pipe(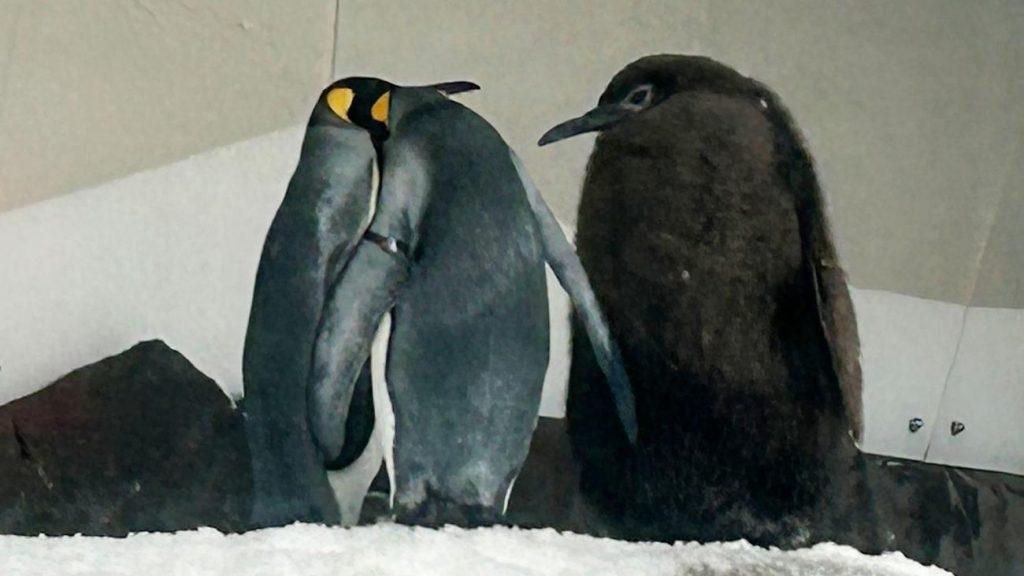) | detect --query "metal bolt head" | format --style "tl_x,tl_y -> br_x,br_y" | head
951,421 -> 966,436
908,418 -> 924,433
